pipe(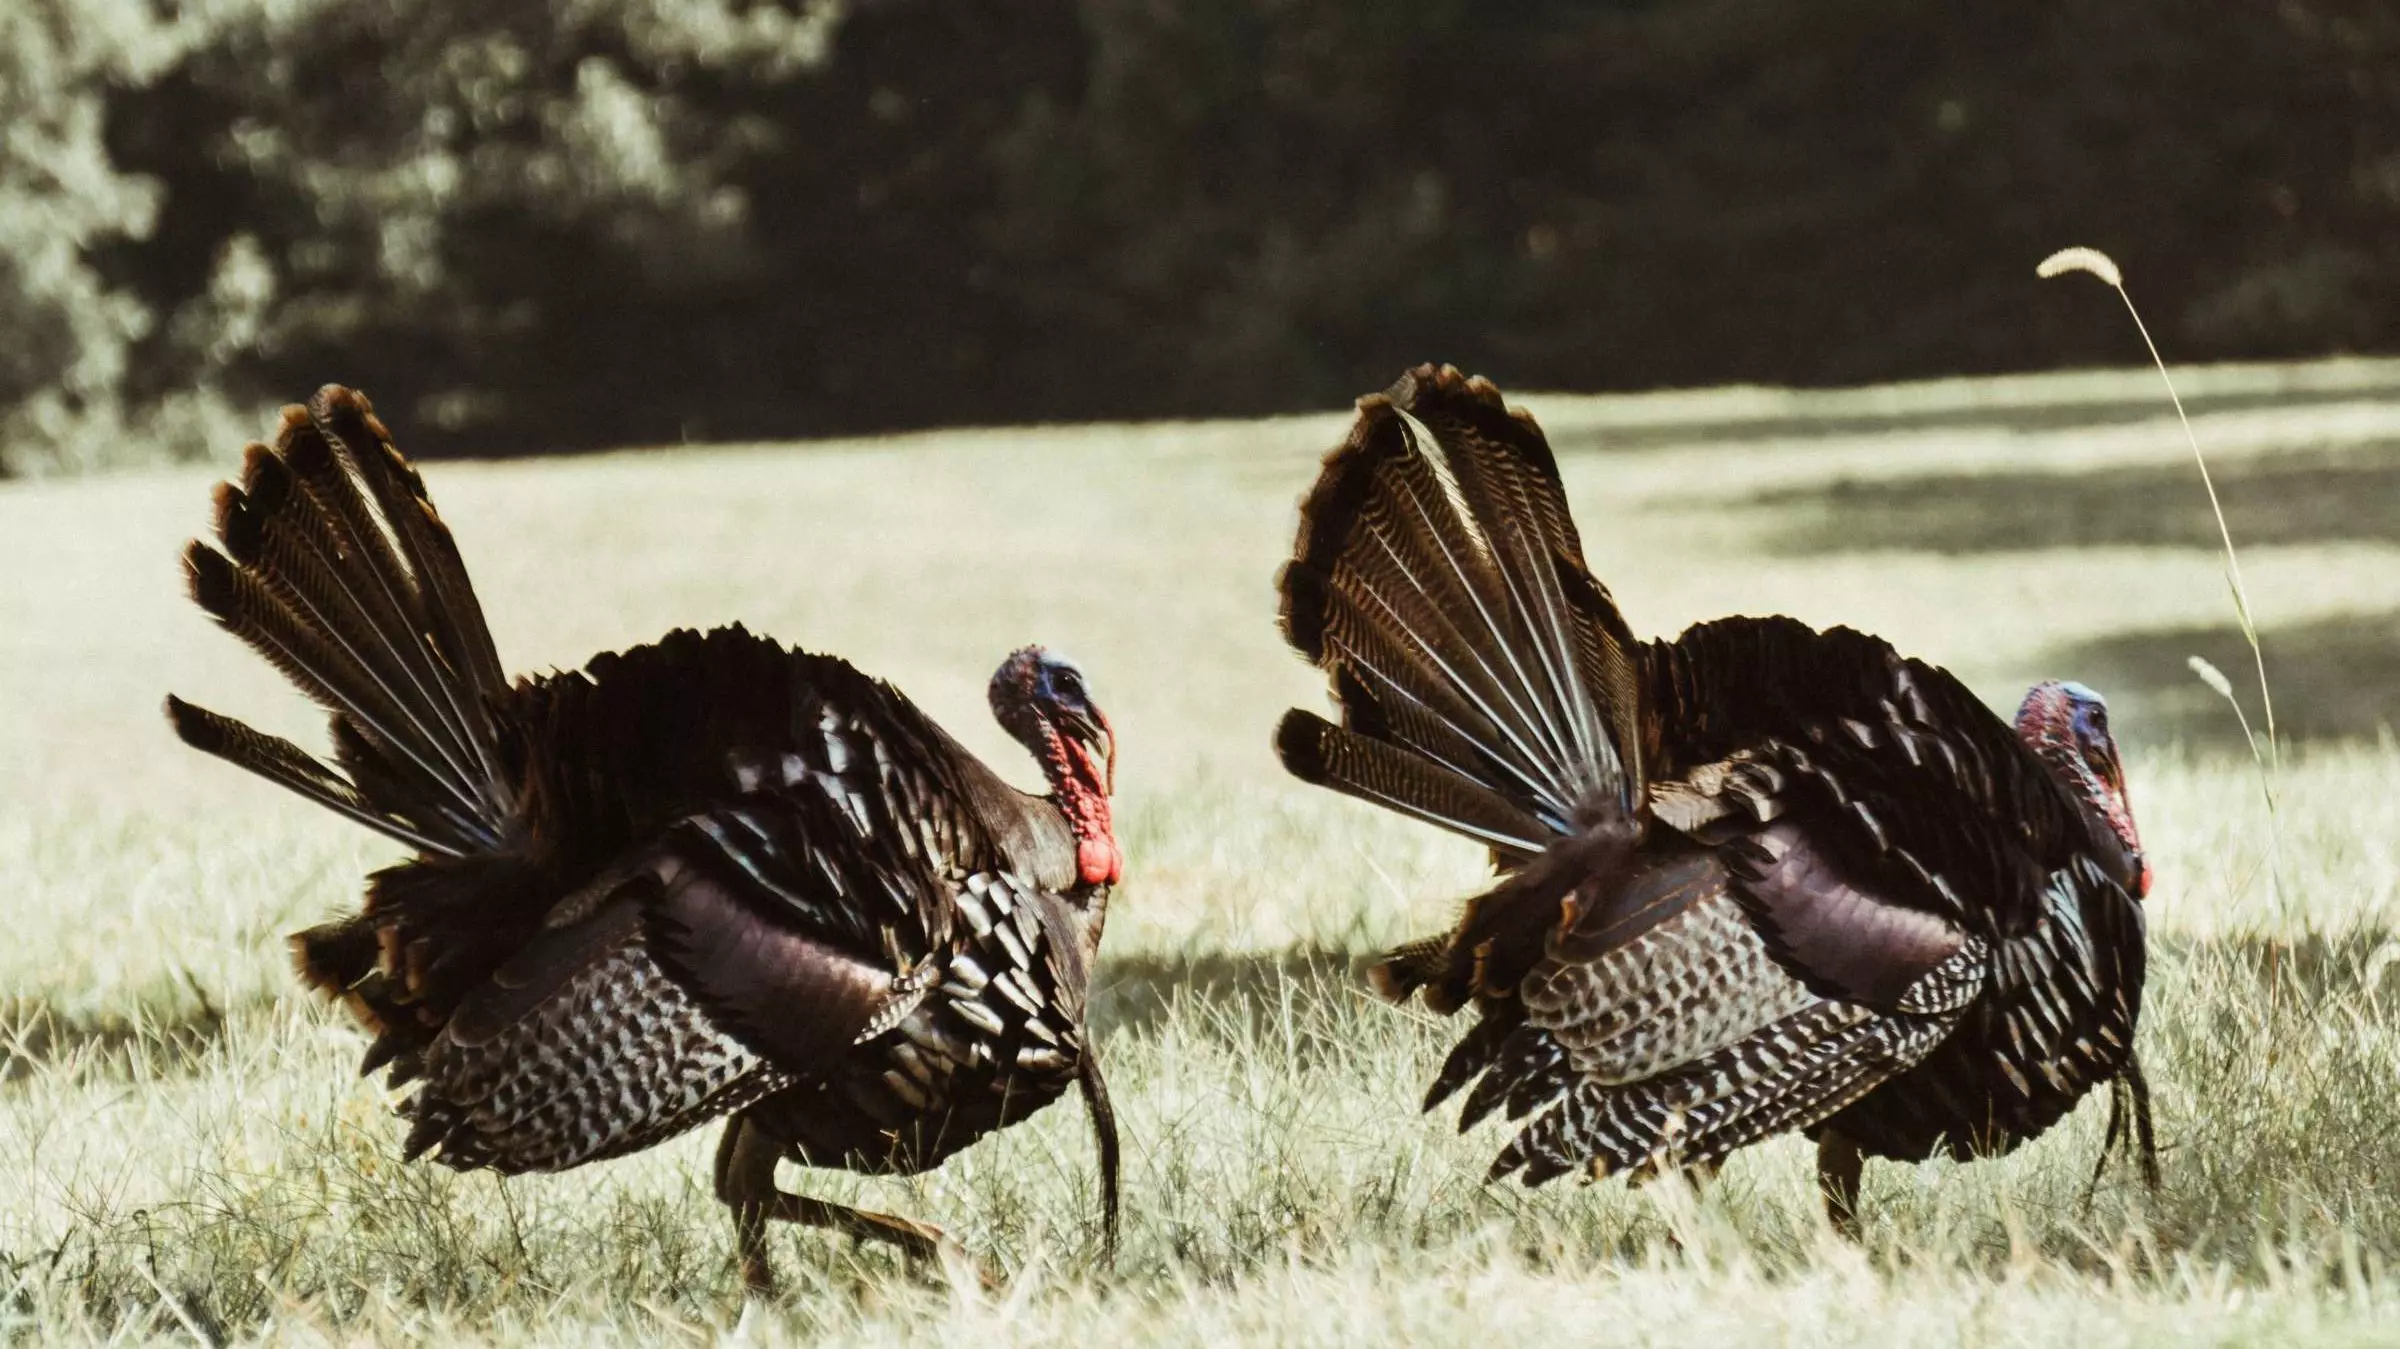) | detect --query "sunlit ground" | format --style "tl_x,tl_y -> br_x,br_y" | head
3,359 -> 2397,1344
